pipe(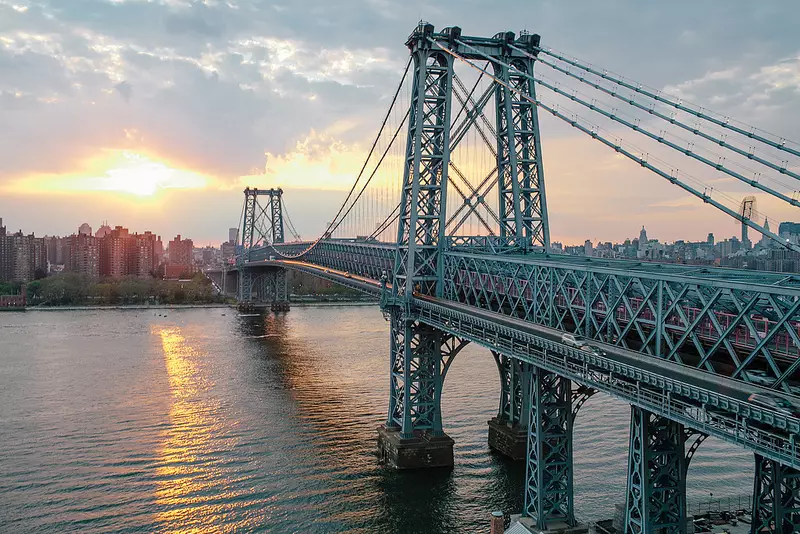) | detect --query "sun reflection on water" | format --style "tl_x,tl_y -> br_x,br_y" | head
154,326 -> 259,533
